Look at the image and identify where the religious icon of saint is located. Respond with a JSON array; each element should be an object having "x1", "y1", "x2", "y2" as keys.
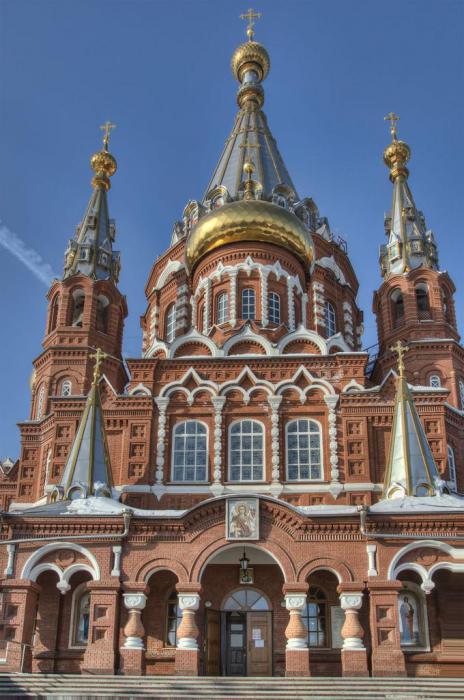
[
  {"x1": 227, "y1": 499, "x2": 258, "y2": 540},
  {"x1": 399, "y1": 594, "x2": 418, "y2": 645}
]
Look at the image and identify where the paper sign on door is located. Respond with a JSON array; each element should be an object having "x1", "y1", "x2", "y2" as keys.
[
  {"x1": 252, "y1": 628, "x2": 261, "y2": 640},
  {"x1": 254, "y1": 639, "x2": 264, "y2": 647}
]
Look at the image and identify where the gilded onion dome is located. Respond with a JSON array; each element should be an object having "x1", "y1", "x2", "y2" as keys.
[{"x1": 185, "y1": 198, "x2": 314, "y2": 271}]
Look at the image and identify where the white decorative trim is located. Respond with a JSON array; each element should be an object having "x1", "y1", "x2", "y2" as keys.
[
  {"x1": 155, "y1": 397, "x2": 170, "y2": 486},
  {"x1": 316, "y1": 255, "x2": 350, "y2": 287},
  {"x1": 153, "y1": 259, "x2": 184, "y2": 291},
  {"x1": 366, "y1": 544, "x2": 378, "y2": 577},
  {"x1": 22, "y1": 543, "x2": 100, "y2": 583},
  {"x1": 324, "y1": 395, "x2": 341, "y2": 490},
  {"x1": 260, "y1": 268, "x2": 269, "y2": 327},
  {"x1": 211, "y1": 397, "x2": 226, "y2": 495},
  {"x1": 277, "y1": 326, "x2": 327, "y2": 355},
  {"x1": 223, "y1": 325, "x2": 274, "y2": 357},
  {"x1": 287, "y1": 277, "x2": 295, "y2": 331},
  {"x1": 268, "y1": 396, "x2": 283, "y2": 493},
  {"x1": 388, "y1": 540, "x2": 464, "y2": 593},
  {"x1": 128, "y1": 383, "x2": 152, "y2": 397},
  {"x1": 111, "y1": 545, "x2": 122, "y2": 577}
]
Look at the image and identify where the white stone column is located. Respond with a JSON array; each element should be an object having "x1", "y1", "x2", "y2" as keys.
[
  {"x1": 268, "y1": 395, "x2": 283, "y2": 496},
  {"x1": 366, "y1": 544, "x2": 378, "y2": 577},
  {"x1": 176, "y1": 593, "x2": 201, "y2": 650},
  {"x1": 287, "y1": 278, "x2": 295, "y2": 331},
  {"x1": 123, "y1": 593, "x2": 147, "y2": 649},
  {"x1": 154, "y1": 397, "x2": 170, "y2": 486},
  {"x1": 111, "y1": 545, "x2": 122, "y2": 577},
  {"x1": 203, "y1": 279, "x2": 211, "y2": 335},
  {"x1": 261, "y1": 269, "x2": 269, "y2": 326},
  {"x1": 4, "y1": 544, "x2": 15, "y2": 577},
  {"x1": 324, "y1": 395, "x2": 341, "y2": 497},
  {"x1": 211, "y1": 396, "x2": 226, "y2": 496},
  {"x1": 302, "y1": 292, "x2": 308, "y2": 328},
  {"x1": 229, "y1": 270, "x2": 237, "y2": 327},
  {"x1": 191, "y1": 295, "x2": 197, "y2": 330},
  {"x1": 284, "y1": 595, "x2": 308, "y2": 649},
  {"x1": 340, "y1": 593, "x2": 365, "y2": 650}
]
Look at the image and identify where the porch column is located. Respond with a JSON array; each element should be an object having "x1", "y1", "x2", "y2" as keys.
[
  {"x1": 338, "y1": 585, "x2": 368, "y2": 677},
  {"x1": 0, "y1": 579, "x2": 40, "y2": 673},
  {"x1": 119, "y1": 589, "x2": 148, "y2": 675},
  {"x1": 283, "y1": 584, "x2": 310, "y2": 677},
  {"x1": 368, "y1": 580, "x2": 406, "y2": 677},
  {"x1": 175, "y1": 584, "x2": 202, "y2": 676}
]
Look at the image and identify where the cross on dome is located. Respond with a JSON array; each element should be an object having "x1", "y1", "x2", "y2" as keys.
[
  {"x1": 240, "y1": 7, "x2": 262, "y2": 40},
  {"x1": 390, "y1": 340, "x2": 409, "y2": 378},
  {"x1": 384, "y1": 112, "x2": 400, "y2": 141}
]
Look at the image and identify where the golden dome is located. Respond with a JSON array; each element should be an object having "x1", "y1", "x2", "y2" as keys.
[
  {"x1": 91, "y1": 150, "x2": 117, "y2": 178},
  {"x1": 231, "y1": 40, "x2": 270, "y2": 82},
  {"x1": 383, "y1": 139, "x2": 411, "y2": 180},
  {"x1": 185, "y1": 199, "x2": 314, "y2": 271}
]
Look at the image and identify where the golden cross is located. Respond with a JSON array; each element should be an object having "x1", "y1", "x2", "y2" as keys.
[
  {"x1": 89, "y1": 347, "x2": 108, "y2": 385},
  {"x1": 384, "y1": 112, "x2": 400, "y2": 141},
  {"x1": 240, "y1": 7, "x2": 262, "y2": 40},
  {"x1": 100, "y1": 121, "x2": 116, "y2": 151},
  {"x1": 390, "y1": 339, "x2": 409, "y2": 378}
]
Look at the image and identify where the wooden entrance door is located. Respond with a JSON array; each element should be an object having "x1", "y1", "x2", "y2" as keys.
[
  {"x1": 205, "y1": 609, "x2": 221, "y2": 675},
  {"x1": 225, "y1": 611, "x2": 247, "y2": 676},
  {"x1": 246, "y1": 611, "x2": 272, "y2": 676}
]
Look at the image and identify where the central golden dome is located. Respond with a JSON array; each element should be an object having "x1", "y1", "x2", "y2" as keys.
[{"x1": 185, "y1": 199, "x2": 314, "y2": 271}]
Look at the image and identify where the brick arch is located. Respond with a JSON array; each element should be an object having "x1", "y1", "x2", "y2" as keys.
[
  {"x1": 189, "y1": 534, "x2": 296, "y2": 584},
  {"x1": 173, "y1": 341, "x2": 213, "y2": 358},
  {"x1": 136, "y1": 557, "x2": 189, "y2": 584},
  {"x1": 282, "y1": 339, "x2": 321, "y2": 355},
  {"x1": 297, "y1": 556, "x2": 354, "y2": 583}
]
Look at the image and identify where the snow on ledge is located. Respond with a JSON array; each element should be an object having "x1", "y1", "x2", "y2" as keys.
[{"x1": 370, "y1": 494, "x2": 464, "y2": 514}]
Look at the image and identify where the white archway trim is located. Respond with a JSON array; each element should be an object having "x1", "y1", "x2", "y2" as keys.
[
  {"x1": 342, "y1": 379, "x2": 364, "y2": 393},
  {"x1": 223, "y1": 326, "x2": 274, "y2": 357},
  {"x1": 196, "y1": 257, "x2": 304, "y2": 297},
  {"x1": 388, "y1": 540, "x2": 464, "y2": 584},
  {"x1": 219, "y1": 366, "x2": 274, "y2": 402},
  {"x1": 277, "y1": 326, "x2": 327, "y2": 355},
  {"x1": 308, "y1": 565, "x2": 343, "y2": 583},
  {"x1": 316, "y1": 255, "x2": 350, "y2": 287},
  {"x1": 168, "y1": 329, "x2": 218, "y2": 358},
  {"x1": 326, "y1": 333, "x2": 351, "y2": 353},
  {"x1": 128, "y1": 382, "x2": 152, "y2": 397},
  {"x1": 144, "y1": 339, "x2": 168, "y2": 359},
  {"x1": 276, "y1": 366, "x2": 336, "y2": 401},
  {"x1": 22, "y1": 542, "x2": 100, "y2": 582},
  {"x1": 198, "y1": 542, "x2": 287, "y2": 582},
  {"x1": 153, "y1": 259, "x2": 184, "y2": 291},
  {"x1": 159, "y1": 367, "x2": 219, "y2": 401}
]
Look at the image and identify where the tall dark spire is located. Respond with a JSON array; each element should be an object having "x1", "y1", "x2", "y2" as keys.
[{"x1": 63, "y1": 123, "x2": 121, "y2": 282}]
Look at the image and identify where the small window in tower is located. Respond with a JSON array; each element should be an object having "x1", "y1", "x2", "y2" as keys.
[
  {"x1": 391, "y1": 289, "x2": 404, "y2": 327},
  {"x1": 61, "y1": 379, "x2": 72, "y2": 397},
  {"x1": 268, "y1": 292, "x2": 281, "y2": 325},
  {"x1": 415, "y1": 285, "x2": 431, "y2": 319},
  {"x1": 447, "y1": 445, "x2": 457, "y2": 490},
  {"x1": 96, "y1": 295, "x2": 109, "y2": 333},
  {"x1": 242, "y1": 289, "x2": 256, "y2": 320},
  {"x1": 429, "y1": 375, "x2": 441, "y2": 389},
  {"x1": 71, "y1": 290, "x2": 85, "y2": 327},
  {"x1": 324, "y1": 301, "x2": 336, "y2": 337},
  {"x1": 216, "y1": 292, "x2": 229, "y2": 325},
  {"x1": 165, "y1": 304, "x2": 176, "y2": 343},
  {"x1": 459, "y1": 380, "x2": 464, "y2": 410},
  {"x1": 49, "y1": 294, "x2": 60, "y2": 333}
]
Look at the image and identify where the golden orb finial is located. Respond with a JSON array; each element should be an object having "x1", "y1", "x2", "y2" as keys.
[
  {"x1": 240, "y1": 7, "x2": 262, "y2": 41},
  {"x1": 90, "y1": 122, "x2": 117, "y2": 190},
  {"x1": 383, "y1": 112, "x2": 410, "y2": 181},
  {"x1": 243, "y1": 160, "x2": 255, "y2": 176}
]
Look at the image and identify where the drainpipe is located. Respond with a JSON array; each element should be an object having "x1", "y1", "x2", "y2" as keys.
[{"x1": 358, "y1": 504, "x2": 464, "y2": 541}]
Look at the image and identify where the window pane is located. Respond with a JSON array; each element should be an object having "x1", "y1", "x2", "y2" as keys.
[
  {"x1": 286, "y1": 420, "x2": 322, "y2": 481},
  {"x1": 172, "y1": 421, "x2": 208, "y2": 481}
]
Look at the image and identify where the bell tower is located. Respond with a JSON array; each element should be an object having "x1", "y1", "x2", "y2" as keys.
[{"x1": 372, "y1": 115, "x2": 463, "y2": 409}]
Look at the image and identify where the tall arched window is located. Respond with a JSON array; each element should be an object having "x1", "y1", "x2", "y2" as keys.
[
  {"x1": 36, "y1": 385, "x2": 45, "y2": 420},
  {"x1": 71, "y1": 290, "x2": 85, "y2": 327},
  {"x1": 286, "y1": 419, "x2": 322, "y2": 481},
  {"x1": 241, "y1": 289, "x2": 256, "y2": 320},
  {"x1": 61, "y1": 379, "x2": 72, "y2": 397},
  {"x1": 229, "y1": 420, "x2": 264, "y2": 481},
  {"x1": 70, "y1": 585, "x2": 90, "y2": 647},
  {"x1": 165, "y1": 304, "x2": 176, "y2": 343},
  {"x1": 49, "y1": 294, "x2": 60, "y2": 332},
  {"x1": 429, "y1": 375, "x2": 441, "y2": 388},
  {"x1": 447, "y1": 445, "x2": 457, "y2": 489},
  {"x1": 216, "y1": 292, "x2": 229, "y2": 325},
  {"x1": 165, "y1": 591, "x2": 182, "y2": 647},
  {"x1": 459, "y1": 380, "x2": 464, "y2": 410},
  {"x1": 268, "y1": 292, "x2": 281, "y2": 324},
  {"x1": 391, "y1": 289, "x2": 404, "y2": 327},
  {"x1": 172, "y1": 421, "x2": 208, "y2": 482},
  {"x1": 96, "y1": 295, "x2": 109, "y2": 332},
  {"x1": 324, "y1": 301, "x2": 336, "y2": 337},
  {"x1": 415, "y1": 285, "x2": 431, "y2": 319},
  {"x1": 303, "y1": 587, "x2": 328, "y2": 647}
]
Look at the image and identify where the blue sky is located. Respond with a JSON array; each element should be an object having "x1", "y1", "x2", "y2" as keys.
[{"x1": 0, "y1": 0, "x2": 462, "y2": 456}]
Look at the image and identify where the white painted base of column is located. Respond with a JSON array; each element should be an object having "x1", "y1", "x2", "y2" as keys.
[
  {"x1": 210, "y1": 483, "x2": 224, "y2": 497},
  {"x1": 177, "y1": 638, "x2": 198, "y2": 650},
  {"x1": 286, "y1": 638, "x2": 308, "y2": 650},
  {"x1": 269, "y1": 482, "x2": 283, "y2": 497},
  {"x1": 123, "y1": 636, "x2": 144, "y2": 650},
  {"x1": 342, "y1": 637, "x2": 365, "y2": 650}
]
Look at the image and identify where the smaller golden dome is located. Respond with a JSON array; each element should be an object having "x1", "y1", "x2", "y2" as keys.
[
  {"x1": 383, "y1": 139, "x2": 411, "y2": 180},
  {"x1": 91, "y1": 150, "x2": 117, "y2": 178},
  {"x1": 231, "y1": 40, "x2": 270, "y2": 83},
  {"x1": 185, "y1": 199, "x2": 314, "y2": 271}
]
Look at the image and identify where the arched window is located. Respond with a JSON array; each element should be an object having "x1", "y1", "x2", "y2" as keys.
[
  {"x1": 49, "y1": 294, "x2": 59, "y2": 332},
  {"x1": 96, "y1": 295, "x2": 109, "y2": 333},
  {"x1": 71, "y1": 290, "x2": 85, "y2": 327},
  {"x1": 391, "y1": 289, "x2": 404, "y2": 327},
  {"x1": 429, "y1": 375, "x2": 441, "y2": 388},
  {"x1": 223, "y1": 589, "x2": 270, "y2": 611},
  {"x1": 459, "y1": 379, "x2": 464, "y2": 410},
  {"x1": 216, "y1": 292, "x2": 229, "y2": 325},
  {"x1": 70, "y1": 586, "x2": 90, "y2": 647},
  {"x1": 165, "y1": 591, "x2": 182, "y2": 647},
  {"x1": 172, "y1": 421, "x2": 208, "y2": 482},
  {"x1": 442, "y1": 289, "x2": 452, "y2": 324},
  {"x1": 415, "y1": 285, "x2": 431, "y2": 319},
  {"x1": 165, "y1": 304, "x2": 176, "y2": 343},
  {"x1": 241, "y1": 289, "x2": 256, "y2": 320},
  {"x1": 61, "y1": 379, "x2": 72, "y2": 397},
  {"x1": 268, "y1": 292, "x2": 281, "y2": 324},
  {"x1": 303, "y1": 586, "x2": 328, "y2": 647},
  {"x1": 36, "y1": 385, "x2": 45, "y2": 420},
  {"x1": 229, "y1": 420, "x2": 264, "y2": 482},
  {"x1": 286, "y1": 419, "x2": 322, "y2": 481},
  {"x1": 324, "y1": 301, "x2": 336, "y2": 337},
  {"x1": 447, "y1": 445, "x2": 457, "y2": 489}
]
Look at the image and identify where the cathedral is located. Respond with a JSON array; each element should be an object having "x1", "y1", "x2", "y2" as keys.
[{"x1": 1, "y1": 14, "x2": 464, "y2": 680}]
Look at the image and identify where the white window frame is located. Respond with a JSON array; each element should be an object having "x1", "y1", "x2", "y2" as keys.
[
  {"x1": 36, "y1": 385, "x2": 45, "y2": 420},
  {"x1": 61, "y1": 379, "x2": 72, "y2": 397},
  {"x1": 242, "y1": 288, "x2": 256, "y2": 320},
  {"x1": 228, "y1": 419, "x2": 265, "y2": 483},
  {"x1": 165, "y1": 304, "x2": 176, "y2": 343},
  {"x1": 285, "y1": 418, "x2": 324, "y2": 482},
  {"x1": 459, "y1": 379, "x2": 464, "y2": 410},
  {"x1": 171, "y1": 420, "x2": 209, "y2": 483},
  {"x1": 447, "y1": 445, "x2": 457, "y2": 490},
  {"x1": 216, "y1": 292, "x2": 229, "y2": 325},
  {"x1": 324, "y1": 301, "x2": 336, "y2": 337},
  {"x1": 268, "y1": 291, "x2": 281, "y2": 325},
  {"x1": 429, "y1": 375, "x2": 441, "y2": 388},
  {"x1": 68, "y1": 582, "x2": 91, "y2": 649}
]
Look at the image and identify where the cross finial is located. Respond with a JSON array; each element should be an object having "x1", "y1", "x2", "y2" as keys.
[
  {"x1": 390, "y1": 340, "x2": 409, "y2": 378},
  {"x1": 384, "y1": 112, "x2": 400, "y2": 141},
  {"x1": 89, "y1": 347, "x2": 108, "y2": 385},
  {"x1": 100, "y1": 121, "x2": 116, "y2": 151},
  {"x1": 240, "y1": 7, "x2": 262, "y2": 40}
]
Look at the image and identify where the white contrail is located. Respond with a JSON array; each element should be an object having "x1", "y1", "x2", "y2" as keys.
[{"x1": 0, "y1": 221, "x2": 58, "y2": 287}]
